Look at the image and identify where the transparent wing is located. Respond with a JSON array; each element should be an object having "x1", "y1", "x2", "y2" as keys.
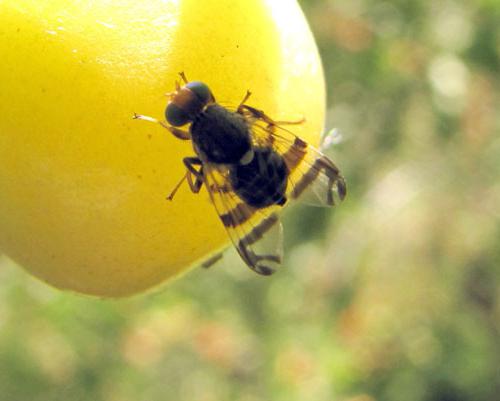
[
  {"x1": 203, "y1": 164, "x2": 284, "y2": 275},
  {"x1": 250, "y1": 121, "x2": 347, "y2": 207}
]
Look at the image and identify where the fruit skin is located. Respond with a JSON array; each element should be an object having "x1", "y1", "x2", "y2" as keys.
[{"x1": 0, "y1": 0, "x2": 325, "y2": 297}]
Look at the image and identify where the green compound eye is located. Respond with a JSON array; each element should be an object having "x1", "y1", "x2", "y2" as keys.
[
  {"x1": 165, "y1": 103, "x2": 190, "y2": 127},
  {"x1": 186, "y1": 81, "x2": 212, "y2": 104}
]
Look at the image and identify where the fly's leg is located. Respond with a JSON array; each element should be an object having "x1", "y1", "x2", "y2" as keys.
[
  {"x1": 184, "y1": 157, "x2": 204, "y2": 194},
  {"x1": 201, "y1": 252, "x2": 224, "y2": 269},
  {"x1": 238, "y1": 104, "x2": 305, "y2": 127},
  {"x1": 167, "y1": 157, "x2": 204, "y2": 201},
  {"x1": 133, "y1": 113, "x2": 191, "y2": 140},
  {"x1": 237, "y1": 90, "x2": 252, "y2": 111},
  {"x1": 237, "y1": 101, "x2": 304, "y2": 145}
]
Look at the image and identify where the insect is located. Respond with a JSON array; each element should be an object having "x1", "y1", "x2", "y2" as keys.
[{"x1": 134, "y1": 72, "x2": 346, "y2": 275}]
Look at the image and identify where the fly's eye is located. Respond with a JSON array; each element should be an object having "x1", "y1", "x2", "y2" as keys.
[
  {"x1": 165, "y1": 103, "x2": 190, "y2": 127},
  {"x1": 185, "y1": 81, "x2": 212, "y2": 104}
]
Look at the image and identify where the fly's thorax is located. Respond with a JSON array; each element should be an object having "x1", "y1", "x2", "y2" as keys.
[
  {"x1": 230, "y1": 147, "x2": 289, "y2": 209},
  {"x1": 190, "y1": 104, "x2": 253, "y2": 164}
]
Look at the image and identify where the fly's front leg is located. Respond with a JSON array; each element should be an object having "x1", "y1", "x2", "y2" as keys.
[
  {"x1": 184, "y1": 157, "x2": 204, "y2": 194},
  {"x1": 167, "y1": 157, "x2": 204, "y2": 201},
  {"x1": 133, "y1": 113, "x2": 191, "y2": 140}
]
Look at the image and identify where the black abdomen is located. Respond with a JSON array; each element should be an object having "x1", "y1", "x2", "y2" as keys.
[
  {"x1": 190, "y1": 104, "x2": 252, "y2": 164},
  {"x1": 230, "y1": 147, "x2": 288, "y2": 209}
]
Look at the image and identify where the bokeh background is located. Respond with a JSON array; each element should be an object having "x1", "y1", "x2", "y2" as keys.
[{"x1": 1, "y1": 0, "x2": 499, "y2": 400}]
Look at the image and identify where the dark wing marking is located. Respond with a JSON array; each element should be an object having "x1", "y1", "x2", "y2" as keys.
[
  {"x1": 203, "y1": 164, "x2": 284, "y2": 275},
  {"x1": 250, "y1": 123, "x2": 346, "y2": 207}
]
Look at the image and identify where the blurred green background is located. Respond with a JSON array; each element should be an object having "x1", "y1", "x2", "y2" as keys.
[{"x1": 1, "y1": 0, "x2": 499, "y2": 400}]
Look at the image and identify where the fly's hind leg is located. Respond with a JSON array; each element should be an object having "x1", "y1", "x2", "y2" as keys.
[{"x1": 167, "y1": 157, "x2": 204, "y2": 201}]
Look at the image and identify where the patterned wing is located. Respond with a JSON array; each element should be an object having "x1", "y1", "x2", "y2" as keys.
[
  {"x1": 203, "y1": 164, "x2": 284, "y2": 275},
  {"x1": 250, "y1": 120, "x2": 347, "y2": 207}
]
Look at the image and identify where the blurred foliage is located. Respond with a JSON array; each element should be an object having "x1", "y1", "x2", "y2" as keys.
[{"x1": 1, "y1": 0, "x2": 499, "y2": 400}]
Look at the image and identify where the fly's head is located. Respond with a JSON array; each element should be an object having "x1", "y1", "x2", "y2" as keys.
[{"x1": 165, "y1": 81, "x2": 214, "y2": 127}]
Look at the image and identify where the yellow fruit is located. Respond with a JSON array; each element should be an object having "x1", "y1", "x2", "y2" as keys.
[{"x1": 0, "y1": 0, "x2": 325, "y2": 296}]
